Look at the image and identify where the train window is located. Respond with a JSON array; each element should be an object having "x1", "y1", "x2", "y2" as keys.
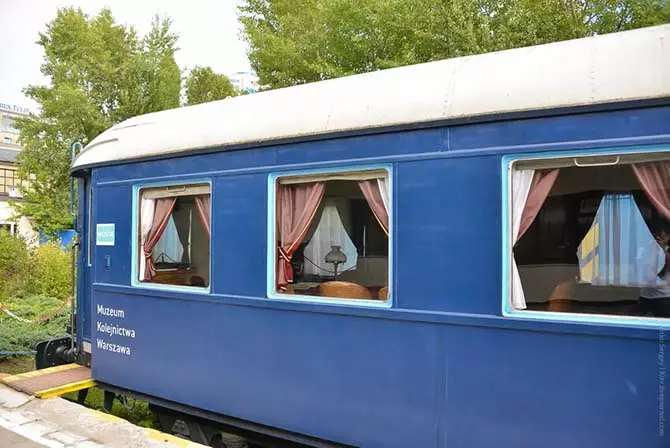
[
  {"x1": 509, "y1": 153, "x2": 670, "y2": 320},
  {"x1": 272, "y1": 168, "x2": 390, "y2": 302},
  {"x1": 138, "y1": 183, "x2": 210, "y2": 288}
]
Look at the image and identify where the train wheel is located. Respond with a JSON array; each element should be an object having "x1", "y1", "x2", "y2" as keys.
[{"x1": 210, "y1": 432, "x2": 249, "y2": 448}]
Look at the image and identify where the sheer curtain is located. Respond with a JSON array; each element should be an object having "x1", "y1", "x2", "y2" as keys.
[
  {"x1": 141, "y1": 197, "x2": 176, "y2": 281},
  {"x1": 151, "y1": 216, "x2": 184, "y2": 264},
  {"x1": 359, "y1": 178, "x2": 389, "y2": 235},
  {"x1": 276, "y1": 182, "x2": 325, "y2": 289},
  {"x1": 577, "y1": 194, "x2": 665, "y2": 287},
  {"x1": 511, "y1": 169, "x2": 559, "y2": 309},
  {"x1": 303, "y1": 200, "x2": 358, "y2": 276}
]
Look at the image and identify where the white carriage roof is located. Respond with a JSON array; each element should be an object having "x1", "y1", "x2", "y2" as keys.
[{"x1": 73, "y1": 25, "x2": 670, "y2": 170}]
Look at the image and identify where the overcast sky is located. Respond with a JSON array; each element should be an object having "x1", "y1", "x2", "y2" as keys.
[{"x1": 1, "y1": 0, "x2": 252, "y2": 110}]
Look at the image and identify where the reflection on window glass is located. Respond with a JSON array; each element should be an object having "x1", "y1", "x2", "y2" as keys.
[
  {"x1": 138, "y1": 183, "x2": 210, "y2": 288},
  {"x1": 511, "y1": 158, "x2": 670, "y2": 319},
  {"x1": 274, "y1": 170, "x2": 390, "y2": 301}
]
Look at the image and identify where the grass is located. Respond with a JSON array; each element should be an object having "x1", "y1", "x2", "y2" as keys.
[
  {"x1": 62, "y1": 388, "x2": 159, "y2": 429},
  {"x1": 0, "y1": 356, "x2": 34, "y2": 375}
]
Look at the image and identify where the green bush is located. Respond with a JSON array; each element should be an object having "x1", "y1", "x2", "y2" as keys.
[
  {"x1": 0, "y1": 235, "x2": 72, "y2": 354},
  {"x1": 29, "y1": 242, "x2": 71, "y2": 300},
  {"x1": 0, "y1": 296, "x2": 70, "y2": 353},
  {"x1": 0, "y1": 229, "x2": 30, "y2": 301}
]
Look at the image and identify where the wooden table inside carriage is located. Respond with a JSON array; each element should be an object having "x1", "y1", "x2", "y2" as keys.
[
  {"x1": 290, "y1": 282, "x2": 387, "y2": 300},
  {"x1": 151, "y1": 264, "x2": 207, "y2": 287}
]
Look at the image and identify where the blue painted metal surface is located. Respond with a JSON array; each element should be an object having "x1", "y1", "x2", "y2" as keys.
[
  {"x1": 76, "y1": 178, "x2": 92, "y2": 343},
  {"x1": 81, "y1": 105, "x2": 670, "y2": 447},
  {"x1": 38, "y1": 229, "x2": 76, "y2": 248}
]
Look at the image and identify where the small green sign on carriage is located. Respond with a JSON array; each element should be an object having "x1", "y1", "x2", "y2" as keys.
[{"x1": 96, "y1": 223, "x2": 115, "y2": 246}]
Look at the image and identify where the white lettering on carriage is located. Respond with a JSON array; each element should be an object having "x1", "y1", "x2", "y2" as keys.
[
  {"x1": 96, "y1": 321, "x2": 136, "y2": 338},
  {"x1": 96, "y1": 304, "x2": 125, "y2": 318},
  {"x1": 96, "y1": 338, "x2": 131, "y2": 356},
  {"x1": 95, "y1": 305, "x2": 134, "y2": 357}
]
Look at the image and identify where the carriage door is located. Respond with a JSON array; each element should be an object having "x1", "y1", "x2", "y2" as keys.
[{"x1": 76, "y1": 176, "x2": 93, "y2": 355}]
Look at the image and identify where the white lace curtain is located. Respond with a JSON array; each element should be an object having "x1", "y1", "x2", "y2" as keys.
[{"x1": 303, "y1": 200, "x2": 358, "y2": 276}]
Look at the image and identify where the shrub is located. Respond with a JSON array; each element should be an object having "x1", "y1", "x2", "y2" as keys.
[
  {"x1": 29, "y1": 242, "x2": 71, "y2": 301},
  {"x1": 0, "y1": 229, "x2": 30, "y2": 301},
  {"x1": 0, "y1": 295, "x2": 70, "y2": 353},
  {"x1": 0, "y1": 237, "x2": 72, "y2": 354}
]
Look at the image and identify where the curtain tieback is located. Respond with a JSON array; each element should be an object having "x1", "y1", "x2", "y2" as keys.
[{"x1": 278, "y1": 247, "x2": 292, "y2": 262}]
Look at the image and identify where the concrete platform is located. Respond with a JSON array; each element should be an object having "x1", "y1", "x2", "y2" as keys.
[
  {"x1": 0, "y1": 383, "x2": 206, "y2": 447},
  {"x1": 0, "y1": 426, "x2": 44, "y2": 447}
]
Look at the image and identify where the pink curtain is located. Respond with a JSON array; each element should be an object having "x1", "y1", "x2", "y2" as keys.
[
  {"x1": 632, "y1": 162, "x2": 670, "y2": 221},
  {"x1": 517, "y1": 169, "x2": 560, "y2": 242},
  {"x1": 142, "y1": 198, "x2": 176, "y2": 280},
  {"x1": 195, "y1": 195, "x2": 211, "y2": 237},
  {"x1": 359, "y1": 180, "x2": 389, "y2": 235},
  {"x1": 276, "y1": 182, "x2": 325, "y2": 289}
]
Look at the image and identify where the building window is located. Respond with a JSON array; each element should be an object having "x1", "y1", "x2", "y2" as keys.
[
  {"x1": 0, "y1": 223, "x2": 15, "y2": 236},
  {"x1": 509, "y1": 152, "x2": 670, "y2": 320},
  {"x1": 137, "y1": 183, "x2": 211, "y2": 288},
  {"x1": 272, "y1": 168, "x2": 390, "y2": 302},
  {"x1": 3, "y1": 136, "x2": 12, "y2": 144},
  {"x1": 2, "y1": 116, "x2": 18, "y2": 133},
  {"x1": 0, "y1": 168, "x2": 16, "y2": 194}
]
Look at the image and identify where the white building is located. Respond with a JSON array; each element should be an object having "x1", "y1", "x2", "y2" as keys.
[
  {"x1": 0, "y1": 102, "x2": 37, "y2": 244},
  {"x1": 228, "y1": 71, "x2": 259, "y2": 94}
]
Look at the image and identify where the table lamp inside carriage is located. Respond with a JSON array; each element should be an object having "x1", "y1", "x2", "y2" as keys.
[
  {"x1": 325, "y1": 245, "x2": 347, "y2": 278},
  {"x1": 318, "y1": 244, "x2": 378, "y2": 300}
]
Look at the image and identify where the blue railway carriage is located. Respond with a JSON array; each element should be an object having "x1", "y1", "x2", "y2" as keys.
[{"x1": 63, "y1": 26, "x2": 670, "y2": 447}]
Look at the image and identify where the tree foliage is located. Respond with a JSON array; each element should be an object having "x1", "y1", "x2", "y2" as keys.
[
  {"x1": 13, "y1": 8, "x2": 181, "y2": 234},
  {"x1": 239, "y1": 0, "x2": 670, "y2": 89},
  {"x1": 185, "y1": 66, "x2": 238, "y2": 105}
]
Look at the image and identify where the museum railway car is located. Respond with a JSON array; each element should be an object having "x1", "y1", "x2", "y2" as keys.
[{"x1": 46, "y1": 26, "x2": 670, "y2": 447}]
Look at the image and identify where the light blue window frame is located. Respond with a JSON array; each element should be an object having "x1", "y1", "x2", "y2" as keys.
[
  {"x1": 502, "y1": 145, "x2": 670, "y2": 329},
  {"x1": 267, "y1": 164, "x2": 393, "y2": 308},
  {"x1": 131, "y1": 178, "x2": 212, "y2": 294}
]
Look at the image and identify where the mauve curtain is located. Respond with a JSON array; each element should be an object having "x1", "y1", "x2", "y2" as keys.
[
  {"x1": 511, "y1": 168, "x2": 559, "y2": 309},
  {"x1": 518, "y1": 169, "x2": 560, "y2": 241},
  {"x1": 277, "y1": 182, "x2": 325, "y2": 289},
  {"x1": 141, "y1": 197, "x2": 177, "y2": 280},
  {"x1": 195, "y1": 195, "x2": 211, "y2": 237},
  {"x1": 139, "y1": 198, "x2": 156, "y2": 281},
  {"x1": 632, "y1": 162, "x2": 670, "y2": 221},
  {"x1": 359, "y1": 178, "x2": 389, "y2": 235}
]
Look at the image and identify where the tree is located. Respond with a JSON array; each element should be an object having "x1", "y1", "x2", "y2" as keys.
[
  {"x1": 239, "y1": 0, "x2": 670, "y2": 90},
  {"x1": 13, "y1": 8, "x2": 181, "y2": 235},
  {"x1": 185, "y1": 66, "x2": 238, "y2": 105}
]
